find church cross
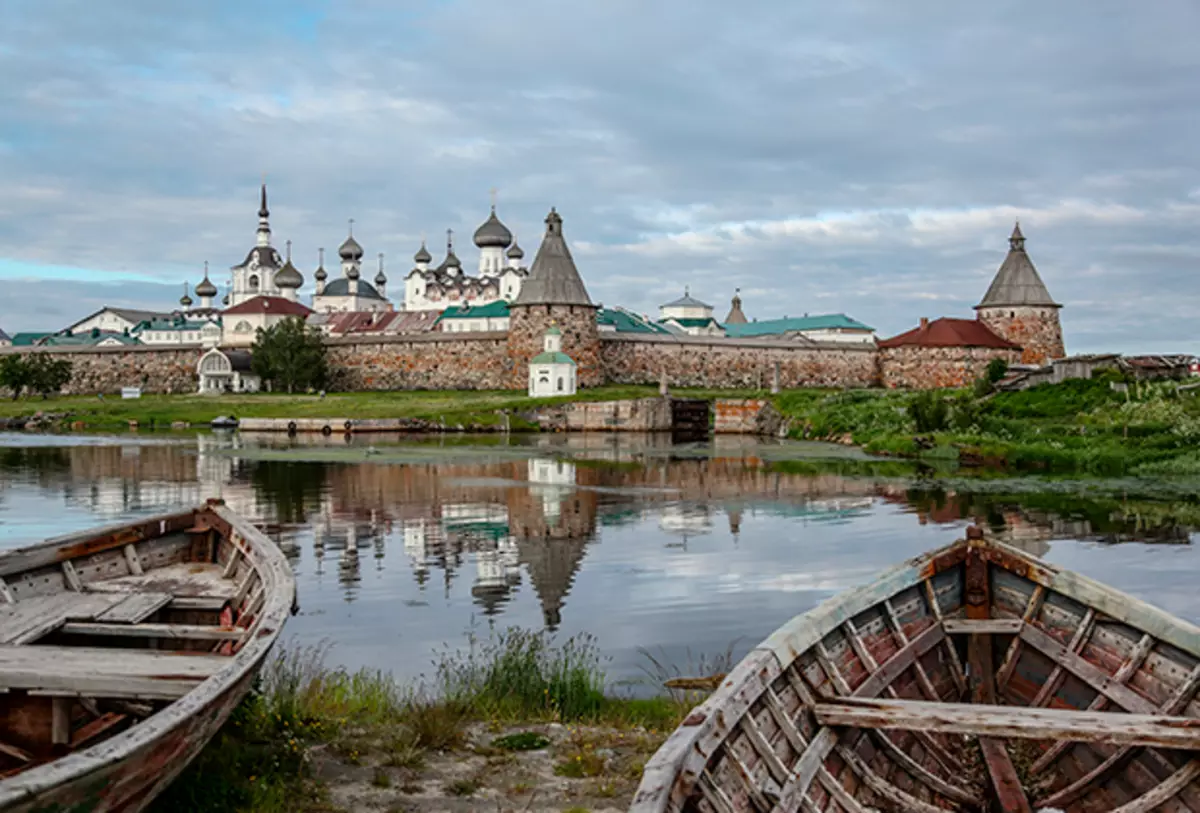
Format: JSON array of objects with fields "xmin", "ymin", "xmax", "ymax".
[
  {"xmin": 490, "ymin": 187, "xmax": 498, "ymax": 211},
  {"xmin": 446, "ymin": 228, "xmax": 454, "ymax": 251},
  {"xmin": 348, "ymin": 218, "xmax": 355, "ymax": 237}
]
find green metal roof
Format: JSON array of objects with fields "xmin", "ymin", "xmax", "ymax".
[
  {"xmin": 722, "ymin": 313, "xmax": 874, "ymax": 338},
  {"xmin": 597, "ymin": 308, "xmax": 670, "ymax": 334},
  {"xmin": 40, "ymin": 332, "xmax": 142, "ymax": 347},
  {"xmin": 10, "ymin": 332, "xmax": 51, "ymax": 346},
  {"xmin": 132, "ymin": 317, "xmax": 215, "ymax": 332},
  {"xmin": 531, "ymin": 350, "xmax": 576, "ymax": 365},
  {"xmin": 438, "ymin": 300, "xmax": 511, "ymax": 320}
]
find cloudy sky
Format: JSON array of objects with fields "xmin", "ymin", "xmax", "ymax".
[{"xmin": 1, "ymin": 1, "xmax": 1197, "ymax": 350}]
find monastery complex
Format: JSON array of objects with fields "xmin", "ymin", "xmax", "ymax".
[{"xmin": 0, "ymin": 185, "xmax": 1066, "ymax": 394}]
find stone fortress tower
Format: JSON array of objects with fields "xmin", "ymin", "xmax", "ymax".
[
  {"xmin": 975, "ymin": 223, "xmax": 1065, "ymax": 365},
  {"xmin": 507, "ymin": 208, "xmax": 602, "ymax": 387}
]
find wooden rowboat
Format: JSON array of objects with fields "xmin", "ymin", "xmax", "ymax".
[
  {"xmin": 0, "ymin": 499, "xmax": 295, "ymax": 813},
  {"xmin": 633, "ymin": 526, "xmax": 1200, "ymax": 813}
]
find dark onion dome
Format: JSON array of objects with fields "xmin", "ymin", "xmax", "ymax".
[
  {"xmin": 180, "ymin": 291, "xmax": 193, "ymax": 307},
  {"xmin": 274, "ymin": 259, "xmax": 303, "ymax": 289},
  {"xmin": 345, "ymin": 261, "xmax": 360, "ymax": 280},
  {"xmin": 473, "ymin": 208, "xmax": 513, "ymax": 249},
  {"xmin": 339, "ymin": 234, "xmax": 364, "ymax": 261},
  {"xmin": 319, "ymin": 278, "xmax": 386, "ymax": 300},
  {"xmin": 235, "ymin": 245, "xmax": 282, "ymax": 269},
  {"xmin": 374, "ymin": 269, "xmax": 387, "ymax": 285},
  {"xmin": 194, "ymin": 274, "xmax": 218, "ymax": 298},
  {"xmin": 222, "ymin": 292, "xmax": 230, "ymax": 306},
  {"xmin": 414, "ymin": 241, "xmax": 432, "ymax": 264},
  {"xmin": 506, "ymin": 239, "xmax": 524, "ymax": 260},
  {"xmin": 314, "ymin": 263, "xmax": 327, "ymax": 281}
]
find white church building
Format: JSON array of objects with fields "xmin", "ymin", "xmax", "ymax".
[{"xmin": 528, "ymin": 324, "xmax": 577, "ymax": 397}]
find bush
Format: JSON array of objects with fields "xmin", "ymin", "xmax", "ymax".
[
  {"xmin": 986, "ymin": 358, "xmax": 1009, "ymax": 383},
  {"xmin": 908, "ymin": 391, "xmax": 949, "ymax": 433}
]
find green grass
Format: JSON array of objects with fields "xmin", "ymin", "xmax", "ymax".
[
  {"xmin": 153, "ymin": 630, "xmax": 693, "ymax": 813},
  {"xmin": 0, "ymin": 385, "xmax": 769, "ymax": 430}
]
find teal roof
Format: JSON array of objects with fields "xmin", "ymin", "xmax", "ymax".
[
  {"xmin": 132, "ymin": 317, "xmax": 215, "ymax": 333},
  {"xmin": 663, "ymin": 317, "xmax": 721, "ymax": 329},
  {"xmin": 722, "ymin": 313, "xmax": 874, "ymax": 338},
  {"xmin": 531, "ymin": 350, "xmax": 576, "ymax": 365},
  {"xmin": 11, "ymin": 332, "xmax": 50, "ymax": 346},
  {"xmin": 41, "ymin": 332, "xmax": 141, "ymax": 347},
  {"xmin": 597, "ymin": 308, "xmax": 670, "ymax": 334},
  {"xmin": 438, "ymin": 301, "xmax": 511, "ymax": 320}
]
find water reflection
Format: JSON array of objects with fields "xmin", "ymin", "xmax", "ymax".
[{"xmin": 1, "ymin": 431, "xmax": 1198, "ymax": 684}]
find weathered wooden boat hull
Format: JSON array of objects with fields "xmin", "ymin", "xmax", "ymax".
[
  {"xmin": 633, "ymin": 527, "xmax": 1200, "ymax": 813},
  {"xmin": 0, "ymin": 503, "xmax": 295, "ymax": 813}
]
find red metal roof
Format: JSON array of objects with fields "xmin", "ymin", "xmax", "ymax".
[
  {"xmin": 222, "ymin": 296, "xmax": 312, "ymax": 317},
  {"xmin": 878, "ymin": 317, "xmax": 1018, "ymax": 349}
]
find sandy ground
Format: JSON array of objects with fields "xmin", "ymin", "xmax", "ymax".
[{"xmin": 312, "ymin": 720, "xmax": 666, "ymax": 813}]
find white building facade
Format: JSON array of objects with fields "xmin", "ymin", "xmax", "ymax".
[{"xmin": 528, "ymin": 325, "xmax": 577, "ymax": 397}]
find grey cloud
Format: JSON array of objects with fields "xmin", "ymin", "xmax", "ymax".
[{"xmin": 0, "ymin": 0, "xmax": 1198, "ymax": 351}]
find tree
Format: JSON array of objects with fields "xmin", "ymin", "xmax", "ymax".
[
  {"xmin": 0, "ymin": 355, "xmax": 32, "ymax": 400},
  {"xmin": 250, "ymin": 318, "xmax": 329, "ymax": 394},
  {"xmin": 25, "ymin": 354, "xmax": 72, "ymax": 399}
]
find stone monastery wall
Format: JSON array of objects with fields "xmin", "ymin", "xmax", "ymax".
[
  {"xmin": 879, "ymin": 345, "xmax": 1021, "ymax": 390},
  {"xmin": 2, "ymin": 331, "xmax": 1023, "ymax": 394},
  {"xmin": 325, "ymin": 333, "xmax": 511, "ymax": 391},
  {"xmin": 599, "ymin": 334, "xmax": 880, "ymax": 389}
]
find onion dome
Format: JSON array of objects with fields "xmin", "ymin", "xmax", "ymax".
[
  {"xmin": 346, "ymin": 261, "xmax": 360, "ymax": 280},
  {"xmin": 314, "ymin": 247, "xmax": 327, "ymax": 281},
  {"xmin": 194, "ymin": 277, "xmax": 217, "ymax": 298},
  {"xmin": 222, "ymin": 292, "xmax": 230, "ymax": 306},
  {"xmin": 339, "ymin": 220, "xmax": 363, "ymax": 261},
  {"xmin": 339, "ymin": 234, "xmax": 363, "ymax": 261},
  {"xmin": 506, "ymin": 238, "xmax": 524, "ymax": 260},
  {"xmin": 414, "ymin": 241, "xmax": 432, "ymax": 264},
  {"xmin": 179, "ymin": 283, "xmax": 193, "ymax": 307},
  {"xmin": 274, "ymin": 240, "xmax": 303, "ymax": 289},
  {"xmin": 374, "ymin": 254, "xmax": 387, "ymax": 286},
  {"xmin": 275, "ymin": 261, "xmax": 303, "ymax": 288},
  {"xmin": 473, "ymin": 206, "xmax": 513, "ymax": 248},
  {"xmin": 445, "ymin": 249, "xmax": 461, "ymax": 269}
]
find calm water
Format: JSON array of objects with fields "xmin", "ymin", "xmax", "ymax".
[{"xmin": 2, "ymin": 430, "xmax": 1199, "ymax": 691}]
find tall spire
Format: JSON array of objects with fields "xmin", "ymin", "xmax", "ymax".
[
  {"xmin": 1009, "ymin": 220, "xmax": 1025, "ymax": 251},
  {"xmin": 513, "ymin": 207, "xmax": 592, "ymax": 307},
  {"xmin": 256, "ymin": 181, "xmax": 271, "ymax": 247}
]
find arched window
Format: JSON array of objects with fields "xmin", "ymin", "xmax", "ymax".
[
  {"xmin": 557, "ymin": 377, "xmax": 564, "ymax": 392},
  {"xmin": 235, "ymin": 321, "xmax": 253, "ymax": 333},
  {"xmin": 249, "ymin": 275, "xmax": 260, "ymax": 291}
]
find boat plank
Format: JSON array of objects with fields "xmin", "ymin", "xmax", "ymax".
[
  {"xmin": 1030, "ymin": 608, "xmax": 1097, "ymax": 710},
  {"xmin": 1036, "ymin": 661, "xmax": 1200, "ymax": 808},
  {"xmin": 942, "ymin": 618, "xmax": 1024, "ymax": 635},
  {"xmin": 87, "ymin": 563, "xmax": 235, "ymax": 600},
  {"xmin": 0, "ymin": 512, "xmax": 196, "ymax": 578},
  {"xmin": 1018, "ymin": 622, "xmax": 1154, "ymax": 714},
  {"xmin": 922, "ymin": 579, "xmax": 967, "ymax": 698},
  {"xmin": 978, "ymin": 737, "xmax": 1032, "ymax": 813},
  {"xmin": 1031, "ymin": 632, "xmax": 1156, "ymax": 776},
  {"xmin": 0, "ymin": 644, "xmax": 225, "ymax": 700},
  {"xmin": 93, "ymin": 592, "xmax": 173, "ymax": 624},
  {"xmin": 59, "ymin": 622, "xmax": 243, "ymax": 642},
  {"xmin": 813, "ymin": 697, "xmax": 1200, "ymax": 750},
  {"xmin": 0, "ymin": 594, "xmax": 129, "ymax": 645},
  {"xmin": 1108, "ymin": 760, "xmax": 1200, "ymax": 813}
]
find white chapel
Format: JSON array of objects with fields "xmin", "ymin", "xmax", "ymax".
[{"xmin": 528, "ymin": 324, "xmax": 577, "ymax": 397}]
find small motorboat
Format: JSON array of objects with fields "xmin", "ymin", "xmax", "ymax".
[
  {"xmin": 0, "ymin": 499, "xmax": 294, "ymax": 813},
  {"xmin": 209, "ymin": 415, "xmax": 238, "ymax": 430},
  {"xmin": 633, "ymin": 527, "xmax": 1200, "ymax": 813}
]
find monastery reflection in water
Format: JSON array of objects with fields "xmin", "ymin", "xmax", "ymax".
[{"xmin": 2, "ymin": 434, "xmax": 1194, "ymax": 629}]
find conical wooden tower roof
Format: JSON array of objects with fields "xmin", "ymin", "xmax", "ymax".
[
  {"xmin": 513, "ymin": 208, "xmax": 593, "ymax": 307},
  {"xmin": 976, "ymin": 222, "xmax": 1060, "ymax": 309}
]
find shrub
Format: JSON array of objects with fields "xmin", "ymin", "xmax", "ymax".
[{"xmin": 908, "ymin": 391, "xmax": 949, "ymax": 433}]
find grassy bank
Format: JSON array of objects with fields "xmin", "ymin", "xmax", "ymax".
[
  {"xmin": 0, "ymin": 386, "xmax": 764, "ymax": 431},
  {"xmin": 775, "ymin": 375, "xmax": 1200, "ymax": 475},
  {"xmin": 152, "ymin": 630, "xmax": 703, "ymax": 813}
]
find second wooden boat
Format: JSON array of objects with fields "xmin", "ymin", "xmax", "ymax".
[
  {"xmin": 633, "ymin": 527, "xmax": 1200, "ymax": 813},
  {"xmin": 0, "ymin": 499, "xmax": 295, "ymax": 813}
]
